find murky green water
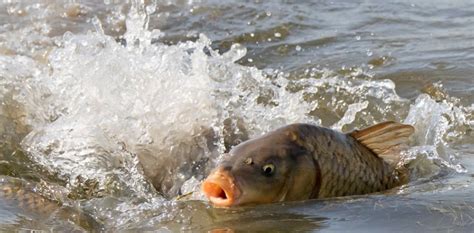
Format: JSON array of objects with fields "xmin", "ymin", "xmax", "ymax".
[{"xmin": 0, "ymin": 1, "xmax": 473, "ymax": 232}]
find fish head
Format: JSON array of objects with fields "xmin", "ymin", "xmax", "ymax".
[{"xmin": 202, "ymin": 125, "xmax": 318, "ymax": 207}]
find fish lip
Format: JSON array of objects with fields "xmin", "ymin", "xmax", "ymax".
[{"xmin": 201, "ymin": 169, "xmax": 241, "ymax": 207}]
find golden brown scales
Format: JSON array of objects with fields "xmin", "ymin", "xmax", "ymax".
[{"xmin": 202, "ymin": 121, "xmax": 415, "ymax": 207}]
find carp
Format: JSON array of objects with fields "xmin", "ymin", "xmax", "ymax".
[
  {"xmin": 0, "ymin": 177, "xmax": 103, "ymax": 231},
  {"xmin": 202, "ymin": 121, "xmax": 414, "ymax": 207}
]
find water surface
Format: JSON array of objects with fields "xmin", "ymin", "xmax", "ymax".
[{"xmin": 0, "ymin": 0, "xmax": 473, "ymax": 232}]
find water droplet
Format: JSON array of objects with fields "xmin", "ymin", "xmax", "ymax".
[
  {"xmin": 146, "ymin": 4, "xmax": 156, "ymax": 15},
  {"xmin": 92, "ymin": 16, "xmax": 104, "ymax": 35},
  {"xmin": 366, "ymin": 49, "xmax": 373, "ymax": 57},
  {"xmin": 223, "ymin": 43, "xmax": 247, "ymax": 62}
]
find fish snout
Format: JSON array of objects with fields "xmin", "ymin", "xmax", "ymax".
[{"xmin": 201, "ymin": 168, "xmax": 241, "ymax": 207}]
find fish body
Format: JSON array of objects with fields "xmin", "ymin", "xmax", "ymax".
[
  {"xmin": 202, "ymin": 121, "xmax": 414, "ymax": 207},
  {"xmin": 0, "ymin": 177, "xmax": 103, "ymax": 231},
  {"xmin": 0, "ymin": 178, "xmax": 61, "ymax": 215}
]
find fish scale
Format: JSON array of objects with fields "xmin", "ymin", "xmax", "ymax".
[
  {"xmin": 0, "ymin": 177, "xmax": 104, "ymax": 231},
  {"xmin": 300, "ymin": 124, "xmax": 407, "ymax": 198},
  {"xmin": 1, "ymin": 181, "xmax": 59, "ymax": 215},
  {"xmin": 202, "ymin": 121, "xmax": 414, "ymax": 207}
]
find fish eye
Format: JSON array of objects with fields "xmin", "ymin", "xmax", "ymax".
[{"xmin": 262, "ymin": 164, "xmax": 275, "ymax": 176}]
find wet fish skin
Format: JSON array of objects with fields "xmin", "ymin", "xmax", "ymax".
[
  {"xmin": 291, "ymin": 124, "xmax": 405, "ymax": 198},
  {"xmin": 202, "ymin": 121, "xmax": 414, "ymax": 207},
  {"xmin": 0, "ymin": 177, "xmax": 104, "ymax": 231},
  {"xmin": 0, "ymin": 180, "xmax": 60, "ymax": 216}
]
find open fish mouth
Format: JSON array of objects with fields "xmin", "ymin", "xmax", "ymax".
[{"xmin": 201, "ymin": 169, "xmax": 241, "ymax": 207}]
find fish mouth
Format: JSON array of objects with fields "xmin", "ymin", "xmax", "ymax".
[{"xmin": 201, "ymin": 169, "xmax": 241, "ymax": 207}]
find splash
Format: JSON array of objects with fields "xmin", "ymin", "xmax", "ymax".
[
  {"xmin": 332, "ymin": 101, "xmax": 369, "ymax": 131},
  {"xmin": 1, "ymin": 1, "xmax": 473, "ymax": 231},
  {"xmin": 8, "ymin": 2, "xmax": 312, "ymax": 200},
  {"xmin": 402, "ymin": 93, "xmax": 472, "ymax": 174}
]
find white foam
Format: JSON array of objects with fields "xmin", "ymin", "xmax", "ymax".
[
  {"xmin": 13, "ymin": 5, "xmax": 312, "ymax": 198},
  {"xmin": 403, "ymin": 94, "xmax": 471, "ymax": 173},
  {"xmin": 0, "ymin": 3, "xmax": 472, "ymax": 229}
]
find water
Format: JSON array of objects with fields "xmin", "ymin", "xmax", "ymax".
[{"xmin": 0, "ymin": 0, "xmax": 473, "ymax": 232}]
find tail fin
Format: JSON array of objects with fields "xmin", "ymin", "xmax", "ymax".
[{"xmin": 349, "ymin": 121, "xmax": 415, "ymax": 166}]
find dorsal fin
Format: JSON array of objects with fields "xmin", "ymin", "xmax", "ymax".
[{"xmin": 348, "ymin": 121, "xmax": 415, "ymax": 166}]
